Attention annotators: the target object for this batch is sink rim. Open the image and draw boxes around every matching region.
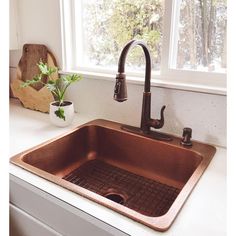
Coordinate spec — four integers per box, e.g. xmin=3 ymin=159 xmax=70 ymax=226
xmin=10 ymin=119 xmax=216 ymax=231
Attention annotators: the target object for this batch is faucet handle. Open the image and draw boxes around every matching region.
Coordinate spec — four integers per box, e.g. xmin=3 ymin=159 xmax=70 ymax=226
xmin=159 ymin=105 xmax=166 ymax=119
xmin=150 ymin=105 xmax=166 ymax=129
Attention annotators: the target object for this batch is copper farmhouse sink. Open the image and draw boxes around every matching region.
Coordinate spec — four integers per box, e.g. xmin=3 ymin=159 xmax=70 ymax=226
xmin=10 ymin=119 xmax=216 ymax=231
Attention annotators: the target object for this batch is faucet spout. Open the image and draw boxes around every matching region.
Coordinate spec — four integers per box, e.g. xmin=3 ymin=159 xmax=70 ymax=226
xmin=117 ymin=39 xmax=151 ymax=92
xmin=114 ymin=39 xmax=166 ymax=135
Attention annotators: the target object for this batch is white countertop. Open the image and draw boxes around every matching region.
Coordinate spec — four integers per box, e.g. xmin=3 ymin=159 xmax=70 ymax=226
xmin=9 ymin=98 xmax=226 ymax=236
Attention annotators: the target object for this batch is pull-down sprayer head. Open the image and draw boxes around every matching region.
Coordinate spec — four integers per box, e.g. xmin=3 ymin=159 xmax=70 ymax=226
xmin=114 ymin=73 xmax=127 ymax=102
xmin=113 ymin=39 xmax=151 ymax=103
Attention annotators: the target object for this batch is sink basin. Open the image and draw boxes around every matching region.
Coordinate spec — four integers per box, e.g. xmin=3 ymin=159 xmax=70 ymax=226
xmin=10 ymin=119 xmax=216 ymax=231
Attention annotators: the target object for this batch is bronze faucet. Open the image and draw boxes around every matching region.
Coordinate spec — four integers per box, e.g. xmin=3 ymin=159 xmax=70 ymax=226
xmin=114 ymin=39 xmax=171 ymax=140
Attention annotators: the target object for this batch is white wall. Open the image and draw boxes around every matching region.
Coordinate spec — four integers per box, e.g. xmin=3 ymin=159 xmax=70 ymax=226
xmin=10 ymin=0 xmax=19 ymax=50
xmin=10 ymin=0 xmax=227 ymax=147
xmin=10 ymin=0 xmax=62 ymax=66
xmin=9 ymin=0 xmax=62 ymax=94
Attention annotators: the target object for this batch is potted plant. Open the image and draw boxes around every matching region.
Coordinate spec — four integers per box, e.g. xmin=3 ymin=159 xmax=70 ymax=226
xmin=21 ymin=60 xmax=82 ymax=127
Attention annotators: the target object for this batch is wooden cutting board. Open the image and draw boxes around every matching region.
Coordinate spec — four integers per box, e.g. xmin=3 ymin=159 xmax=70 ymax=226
xmin=11 ymin=44 xmax=58 ymax=113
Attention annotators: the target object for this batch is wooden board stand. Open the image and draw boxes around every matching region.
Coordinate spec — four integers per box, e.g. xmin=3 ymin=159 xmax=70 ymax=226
xmin=11 ymin=44 xmax=58 ymax=113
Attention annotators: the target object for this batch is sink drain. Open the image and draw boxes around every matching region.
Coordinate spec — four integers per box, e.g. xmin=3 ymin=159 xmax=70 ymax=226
xmin=105 ymin=193 xmax=125 ymax=205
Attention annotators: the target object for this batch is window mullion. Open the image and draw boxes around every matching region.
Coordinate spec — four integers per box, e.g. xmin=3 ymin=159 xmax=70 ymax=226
xmin=160 ymin=0 xmax=174 ymax=77
xmin=74 ymin=0 xmax=83 ymax=70
xmin=169 ymin=0 xmax=181 ymax=69
xmin=60 ymin=0 xmax=74 ymax=71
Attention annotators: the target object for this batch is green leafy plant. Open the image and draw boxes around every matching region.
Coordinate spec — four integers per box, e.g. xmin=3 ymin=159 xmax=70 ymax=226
xmin=21 ymin=60 xmax=82 ymax=120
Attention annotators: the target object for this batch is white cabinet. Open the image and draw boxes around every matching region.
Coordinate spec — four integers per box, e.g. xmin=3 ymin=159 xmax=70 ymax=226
xmin=10 ymin=204 xmax=61 ymax=236
xmin=10 ymin=175 xmax=129 ymax=236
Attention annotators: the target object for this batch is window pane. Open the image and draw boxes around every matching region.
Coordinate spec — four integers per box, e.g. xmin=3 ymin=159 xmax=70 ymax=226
xmin=79 ymin=0 xmax=164 ymax=71
xmin=175 ymin=0 xmax=227 ymax=73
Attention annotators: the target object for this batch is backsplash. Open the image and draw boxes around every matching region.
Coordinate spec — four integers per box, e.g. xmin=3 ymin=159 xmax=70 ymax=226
xmin=66 ymin=78 xmax=226 ymax=147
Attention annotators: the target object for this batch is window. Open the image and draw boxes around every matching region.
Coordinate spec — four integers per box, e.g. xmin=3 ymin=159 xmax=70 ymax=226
xmin=173 ymin=0 xmax=227 ymax=73
xmin=60 ymin=0 xmax=227 ymax=93
xmin=78 ymin=0 xmax=164 ymax=72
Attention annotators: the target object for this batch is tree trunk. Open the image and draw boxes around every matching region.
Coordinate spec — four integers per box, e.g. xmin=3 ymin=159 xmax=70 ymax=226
xmin=221 ymin=24 xmax=227 ymax=68
xmin=187 ymin=0 xmax=197 ymax=69
xmin=199 ymin=0 xmax=208 ymax=66
xmin=207 ymin=0 xmax=215 ymax=66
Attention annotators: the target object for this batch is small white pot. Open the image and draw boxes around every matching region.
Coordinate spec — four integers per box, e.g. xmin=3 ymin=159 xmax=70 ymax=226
xmin=49 ymin=101 xmax=74 ymax=127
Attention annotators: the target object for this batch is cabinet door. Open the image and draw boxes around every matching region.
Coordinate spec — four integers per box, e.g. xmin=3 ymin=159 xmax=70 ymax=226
xmin=10 ymin=204 xmax=61 ymax=236
xmin=10 ymin=175 xmax=129 ymax=236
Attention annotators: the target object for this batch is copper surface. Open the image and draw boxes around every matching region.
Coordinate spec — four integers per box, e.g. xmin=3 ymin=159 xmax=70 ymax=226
xmin=10 ymin=119 xmax=216 ymax=231
xmin=63 ymin=159 xmax=180 ymax=217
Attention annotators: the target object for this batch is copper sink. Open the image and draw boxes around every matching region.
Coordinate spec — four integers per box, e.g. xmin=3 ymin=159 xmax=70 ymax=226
xmin=10 ymin=119 xmax=216 ymax=231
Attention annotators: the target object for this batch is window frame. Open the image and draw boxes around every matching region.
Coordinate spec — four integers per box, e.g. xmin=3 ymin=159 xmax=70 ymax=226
xmin=60 ymin=0 xmax=226 ymax=95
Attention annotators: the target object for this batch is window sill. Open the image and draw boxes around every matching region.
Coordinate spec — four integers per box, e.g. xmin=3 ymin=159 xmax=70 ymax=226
xmin=59 ymin=70 xmax=226 ymax=96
